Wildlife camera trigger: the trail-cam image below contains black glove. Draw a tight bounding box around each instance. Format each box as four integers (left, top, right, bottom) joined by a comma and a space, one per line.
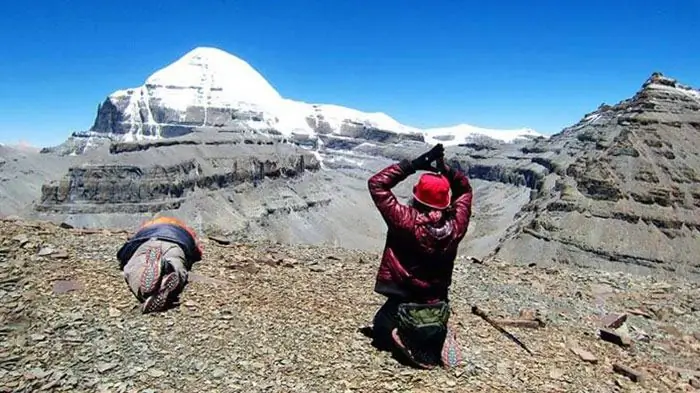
411, 144, 444, 171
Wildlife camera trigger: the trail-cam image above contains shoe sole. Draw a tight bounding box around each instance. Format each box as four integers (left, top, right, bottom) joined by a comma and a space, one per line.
142, 272, 180, 314
139, 246, 163, 296
441, 328, 463, 368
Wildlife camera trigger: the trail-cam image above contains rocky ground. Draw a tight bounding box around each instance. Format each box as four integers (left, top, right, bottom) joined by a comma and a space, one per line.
1, 218, 699, 393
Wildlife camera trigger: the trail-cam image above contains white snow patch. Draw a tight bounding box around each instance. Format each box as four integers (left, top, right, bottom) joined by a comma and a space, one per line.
581, 113, 602, 126
646, 81, 700, 101
304, 104, 421, 135
327, 155, 365, 167
423, 124, 544, 145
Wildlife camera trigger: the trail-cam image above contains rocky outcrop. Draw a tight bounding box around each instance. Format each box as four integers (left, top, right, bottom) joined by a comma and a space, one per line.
35, 133, 321, 216
491, 73, 700, 276
0, 145, 77, 217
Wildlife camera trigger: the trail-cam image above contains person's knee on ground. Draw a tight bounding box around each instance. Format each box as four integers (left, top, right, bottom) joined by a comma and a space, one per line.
372, 299, 401, 350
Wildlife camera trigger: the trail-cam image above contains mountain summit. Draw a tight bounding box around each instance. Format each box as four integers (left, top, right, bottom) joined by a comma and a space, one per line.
143, 47, 283, 107
72, 46, 542, 151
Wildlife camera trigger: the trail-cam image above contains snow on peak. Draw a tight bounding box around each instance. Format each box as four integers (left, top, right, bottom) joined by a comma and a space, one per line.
305, 103, 422, 134
642, 72, 700, 101
112, 46, 282, 111
424, 124, 543, 145
98, 46, 537, 144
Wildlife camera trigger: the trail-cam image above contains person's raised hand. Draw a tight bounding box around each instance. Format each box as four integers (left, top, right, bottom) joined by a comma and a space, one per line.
411, 143, 444, 172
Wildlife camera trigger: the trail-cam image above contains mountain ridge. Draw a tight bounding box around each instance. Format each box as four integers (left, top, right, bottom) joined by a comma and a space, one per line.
59, 46, 543, 155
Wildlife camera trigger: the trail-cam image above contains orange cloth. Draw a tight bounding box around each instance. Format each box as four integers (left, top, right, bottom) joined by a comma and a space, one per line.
139, 216, 203, 255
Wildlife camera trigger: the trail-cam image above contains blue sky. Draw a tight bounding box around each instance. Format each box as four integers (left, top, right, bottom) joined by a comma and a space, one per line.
0, 0, 698, 147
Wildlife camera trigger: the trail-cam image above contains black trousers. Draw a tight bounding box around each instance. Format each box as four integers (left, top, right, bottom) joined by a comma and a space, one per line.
372, 296, 451, 349
372, 297, 402, 350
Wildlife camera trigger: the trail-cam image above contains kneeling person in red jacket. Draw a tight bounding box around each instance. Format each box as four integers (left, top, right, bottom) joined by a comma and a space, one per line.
367, 144, 473, 369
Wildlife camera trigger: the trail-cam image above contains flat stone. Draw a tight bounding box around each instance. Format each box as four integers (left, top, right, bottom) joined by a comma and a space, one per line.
148, 368, 165, 377
52, 280, 83, 295
613, 363, 645, 383
37, 247, 55, 256
208, 236, 231, 245
51, 251, 69, 259
568, 344, 598, 364
599, 328, 632, 347
519, 308, 537, 320
12, 234, 29, 246
493, 318, 545, 329
96, 362, 117, 373
627, 308, 653, 318
30, 334, 46, 341
601, 313, 627, 329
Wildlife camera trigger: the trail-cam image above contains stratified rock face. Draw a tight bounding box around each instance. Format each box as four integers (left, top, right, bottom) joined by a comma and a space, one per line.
492, 73, 700, 276
36, 133, 321, 215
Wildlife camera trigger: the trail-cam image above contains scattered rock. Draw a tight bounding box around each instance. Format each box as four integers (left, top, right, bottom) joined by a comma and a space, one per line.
30, 333, 46, 341
599, 328, 632, 347
309, 266, 326, 273
59, 222, 74, 229
627, 308, 653, 318
601, 313, 627, 329
0, 217, 697, 392
208, 235, 231, 245
188, 273, 227, 286
37, 247, 55, 256
12, 234, 29, 247
211, 368, 226, 379
568, 343, 598, 364
549, 368, 565, 380
51, 251, 69, 259
52, 280, 83, 295
650, 306, 671, 321
493, 318, 545, 329
519, 308, 537, 320
96, 362, 117, 374
690, 377, 700, 389
613, 363, 645, 383
147, 369, 165, 378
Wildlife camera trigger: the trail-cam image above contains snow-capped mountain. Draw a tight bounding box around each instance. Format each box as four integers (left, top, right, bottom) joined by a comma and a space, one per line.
73, 46, 542, 152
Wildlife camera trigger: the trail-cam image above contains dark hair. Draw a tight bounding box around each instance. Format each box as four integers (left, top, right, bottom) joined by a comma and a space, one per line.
409, 197, 430, 212
409, 197, 456, 215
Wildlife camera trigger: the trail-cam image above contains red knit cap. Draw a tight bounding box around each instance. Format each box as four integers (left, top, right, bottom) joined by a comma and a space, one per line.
412, 173, 452, 209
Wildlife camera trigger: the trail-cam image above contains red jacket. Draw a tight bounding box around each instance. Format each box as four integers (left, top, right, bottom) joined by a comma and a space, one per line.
368, 160, 473, 302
